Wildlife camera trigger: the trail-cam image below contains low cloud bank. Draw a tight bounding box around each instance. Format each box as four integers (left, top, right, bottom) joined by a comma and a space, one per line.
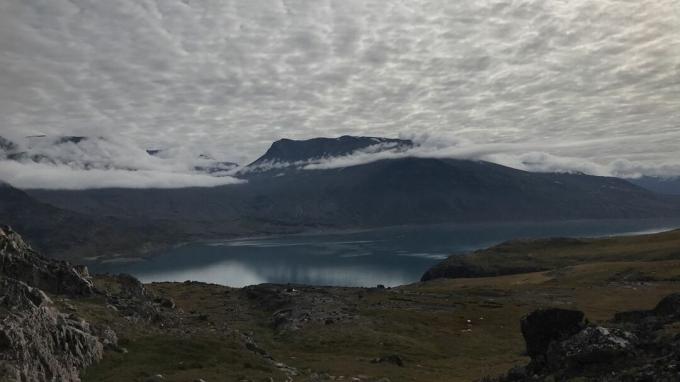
2, 133, 679, 190
0, 135, 242, 189
301, 135, 680, 179
0, 161, 242, 190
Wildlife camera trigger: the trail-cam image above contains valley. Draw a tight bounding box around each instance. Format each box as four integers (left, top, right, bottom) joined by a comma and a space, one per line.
4, 225, 680, 381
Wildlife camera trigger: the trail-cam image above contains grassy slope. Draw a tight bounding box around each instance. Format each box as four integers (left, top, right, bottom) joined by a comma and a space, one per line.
423, 229, 680, 279
79, 229, 680, 382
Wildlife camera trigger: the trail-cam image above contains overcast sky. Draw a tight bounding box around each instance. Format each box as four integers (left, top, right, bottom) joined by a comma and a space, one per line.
1, 0, 679, 187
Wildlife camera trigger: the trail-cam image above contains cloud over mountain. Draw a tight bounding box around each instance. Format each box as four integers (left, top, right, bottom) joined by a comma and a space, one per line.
1, 0, 679, 186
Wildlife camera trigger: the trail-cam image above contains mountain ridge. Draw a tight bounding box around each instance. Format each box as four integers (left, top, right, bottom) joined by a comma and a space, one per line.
247, 135, 413, 168
3, 135, 680, 260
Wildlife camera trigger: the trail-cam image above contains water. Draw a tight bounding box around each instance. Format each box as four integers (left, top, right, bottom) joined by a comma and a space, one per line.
90, 219, 680, 288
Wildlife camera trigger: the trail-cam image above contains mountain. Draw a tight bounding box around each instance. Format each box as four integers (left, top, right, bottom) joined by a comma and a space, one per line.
7, 135, 680, 259
247, 135, 413, 169
27, 157, 680, 227
0, 181, 186, 260
629, 176, 680, 195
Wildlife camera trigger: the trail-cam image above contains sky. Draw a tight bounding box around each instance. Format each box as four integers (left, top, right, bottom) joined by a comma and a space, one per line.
0, 0, 679, 188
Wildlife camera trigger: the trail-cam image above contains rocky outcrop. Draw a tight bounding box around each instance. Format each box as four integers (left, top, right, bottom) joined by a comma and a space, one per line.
520, 308, 586, 358
96, 273, 171, 324
0, 278, 103, 381
243, 284, 357, 331
545, 326, 637, 371
489, 294, 680, 381
0, 226, 93, 296
0, 226, 110, 381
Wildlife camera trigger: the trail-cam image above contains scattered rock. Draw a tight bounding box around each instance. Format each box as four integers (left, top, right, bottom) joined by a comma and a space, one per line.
155, 296, 176, 309
371, 354, 404, 367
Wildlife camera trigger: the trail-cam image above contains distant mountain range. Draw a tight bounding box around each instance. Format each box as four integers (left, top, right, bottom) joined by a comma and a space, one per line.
3, 135, 680, 260
629, 176, 680, 195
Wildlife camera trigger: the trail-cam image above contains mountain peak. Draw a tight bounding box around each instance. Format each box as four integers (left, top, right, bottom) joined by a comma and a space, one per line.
249, 136, 413, 167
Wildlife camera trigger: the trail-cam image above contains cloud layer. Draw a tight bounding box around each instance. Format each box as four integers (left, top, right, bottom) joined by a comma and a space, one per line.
0, 135, 242, 189
1, 0, 679, 185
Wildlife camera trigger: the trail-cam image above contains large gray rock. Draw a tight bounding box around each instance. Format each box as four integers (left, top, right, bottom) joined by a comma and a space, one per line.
0, 226, 110, 381
0, 278, 103, 381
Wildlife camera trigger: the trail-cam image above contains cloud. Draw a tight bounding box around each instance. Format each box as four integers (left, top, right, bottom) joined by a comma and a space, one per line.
301, 134, 680, 178
0, 0, 679, 182
0, 160, 242, 190
0, 135, 243, 189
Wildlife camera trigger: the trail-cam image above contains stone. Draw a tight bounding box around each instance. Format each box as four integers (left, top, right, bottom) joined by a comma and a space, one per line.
546, 326, 637, 369
0, 225, 93, 296
653, 293, 680, 318
0, 227, 110, 382
371, 354, 404, 367
520, 308, 586, 358
0, 278, 104, 382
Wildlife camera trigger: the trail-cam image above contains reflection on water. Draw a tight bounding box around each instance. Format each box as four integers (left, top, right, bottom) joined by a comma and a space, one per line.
90, 218, 680, 288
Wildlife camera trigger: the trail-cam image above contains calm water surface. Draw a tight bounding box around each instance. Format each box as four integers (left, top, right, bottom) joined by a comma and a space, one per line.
90, 219, 680, 288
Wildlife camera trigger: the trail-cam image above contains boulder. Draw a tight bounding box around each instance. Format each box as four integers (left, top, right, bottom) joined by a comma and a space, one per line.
546, 326, 637, 370
371, 354, 404, 367
653, 293, 680, 318
520, 308, 586, 358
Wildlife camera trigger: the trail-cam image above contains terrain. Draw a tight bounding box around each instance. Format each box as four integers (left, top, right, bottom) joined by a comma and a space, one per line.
630, 176, 680, 195
4, 224, 680, 381
6, 135, 678, 261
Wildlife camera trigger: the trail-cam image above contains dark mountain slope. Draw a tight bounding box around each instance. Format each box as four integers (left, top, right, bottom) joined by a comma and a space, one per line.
630, 176, 680, 195
0, 182, 184, 259
27, 158, 680, 229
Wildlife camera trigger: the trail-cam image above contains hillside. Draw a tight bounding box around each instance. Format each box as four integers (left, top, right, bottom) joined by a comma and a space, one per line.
0, 182, 187, 260
5, 226, 680, 381
630, 176, 680, 195
422, 229, 680, 281
28, 157, 680, 226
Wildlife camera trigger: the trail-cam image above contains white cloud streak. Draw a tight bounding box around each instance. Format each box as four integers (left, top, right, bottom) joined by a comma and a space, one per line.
302, 135, 680, 178
0, 160, 242, 190
0, 135, 242, 189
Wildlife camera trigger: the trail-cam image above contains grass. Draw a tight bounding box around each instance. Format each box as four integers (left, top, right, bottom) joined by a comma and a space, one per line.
80, 229, 680, 381
82, 335, 284, 382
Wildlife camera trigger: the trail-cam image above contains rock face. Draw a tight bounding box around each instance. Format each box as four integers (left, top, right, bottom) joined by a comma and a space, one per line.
490, 295, 680, 381
545, 326, 636, 371
0, 226, 93, 296
0, 278, 103, 381
0, 226, 108, 381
